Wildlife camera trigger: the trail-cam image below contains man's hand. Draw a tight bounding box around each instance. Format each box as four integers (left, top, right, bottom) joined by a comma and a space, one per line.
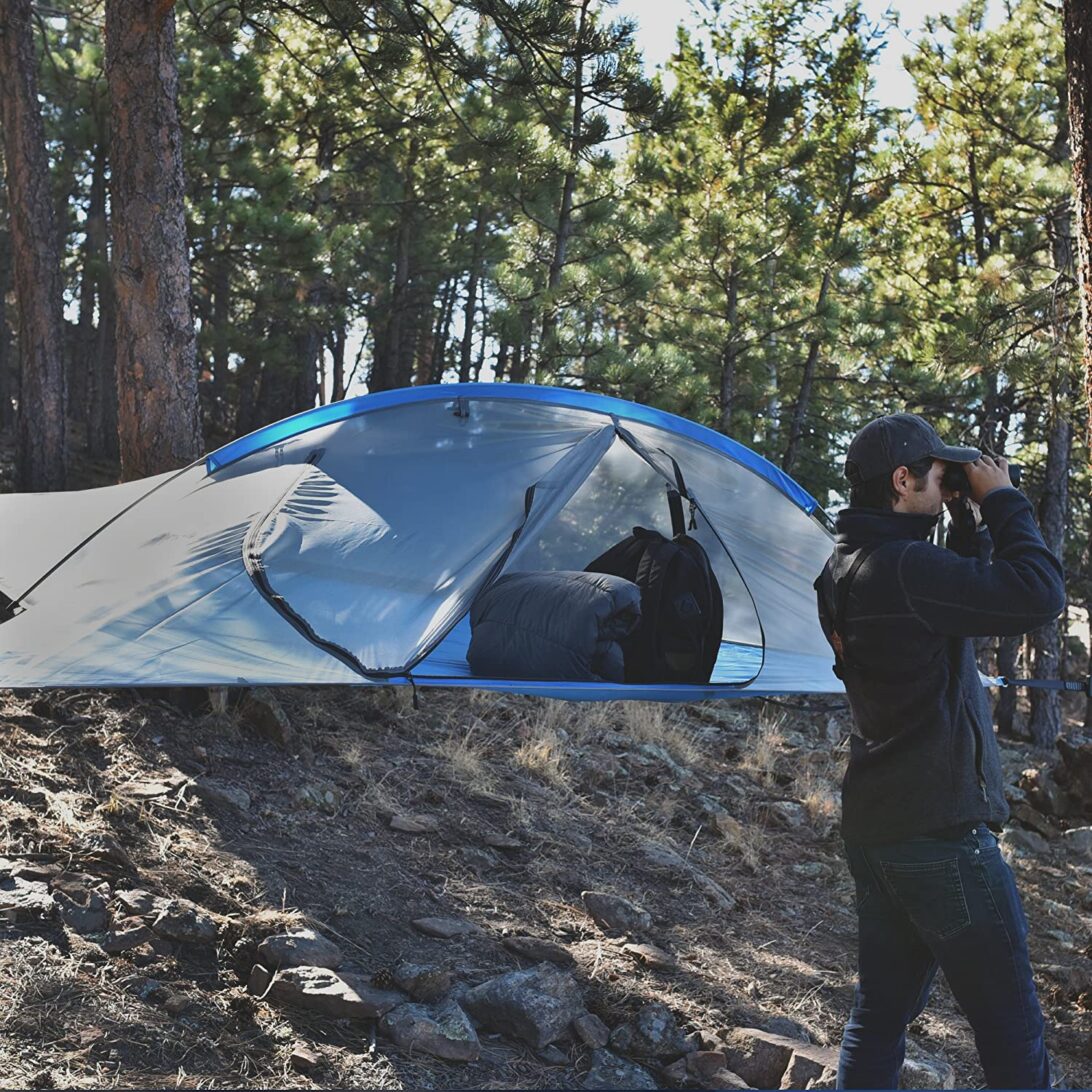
963, 454, 1012, 504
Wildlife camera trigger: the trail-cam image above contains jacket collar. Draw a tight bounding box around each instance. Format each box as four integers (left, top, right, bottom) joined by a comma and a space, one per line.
835, 506, 939, 548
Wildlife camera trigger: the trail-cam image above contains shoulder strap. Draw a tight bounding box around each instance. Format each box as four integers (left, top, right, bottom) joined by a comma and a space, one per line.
815, 542, 881, 675
833, 543, 881, 653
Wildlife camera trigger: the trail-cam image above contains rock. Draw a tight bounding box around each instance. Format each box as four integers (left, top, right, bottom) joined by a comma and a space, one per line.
0, 875, 54, 921
1043, 928, 1075, 949
162, 991, 191, 1016
390, 814, 440, 834
583, 1048, 659, 1090
760, 801, 808, 829
573, 1013, 611, 1049
1000, 827, 1048, 857
257, 929, 343, 970
805, 1067, 838, 1089
503, 935, 576, 967
609, 1002, 688, 1061
710, 810, 746, 841
537, 1044, 568, 1065
115, 888, 158, 917
1020, 766, 1069, 817
898, 1040, 954, 1089
149, 899, 218, 944
581, 891, 652, 936
1056, 734, 1092, 812
638, 841, 737, 911
686, 1050, 746, 1085
719, 1028, 798, 1088
238, 687, 295, 747
264, 966, 405, 1020
412, 916, 482, 939
195, 779, 251, 812
293, 783, 342, 814
1062, 827, 1092, 859
660, 1056, 689, 1085
483, 832, 522, 849
290, 1043, 320, 1073
462, 963, 586, 1050
1009, 802, 1056, 839
381, 999, 481, 1062
781, 1045, 839, 1089
54, 890, 109, 935
101, 918, 153, 954
392, 961, 453, 1002
622, 942, 677, 971
75, 833, 134, 874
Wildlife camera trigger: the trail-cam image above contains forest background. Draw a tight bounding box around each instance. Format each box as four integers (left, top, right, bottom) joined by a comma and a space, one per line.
0, 0, 1090, 746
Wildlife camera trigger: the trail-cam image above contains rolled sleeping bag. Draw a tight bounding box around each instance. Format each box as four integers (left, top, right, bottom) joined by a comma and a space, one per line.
467, 570, 642, 682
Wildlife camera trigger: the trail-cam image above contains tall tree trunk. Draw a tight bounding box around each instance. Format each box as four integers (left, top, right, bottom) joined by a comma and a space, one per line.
540, 0, 589, 365
459, 204, 488, 384
494, 340, 509, 383
1065, 0, 1092, 462
106, 0, 202, 480
430, 273, 458, 384
718, 265, 740, 433
0, 0, 67, 489
329, 325, 346, 402
0, 198, 15, 434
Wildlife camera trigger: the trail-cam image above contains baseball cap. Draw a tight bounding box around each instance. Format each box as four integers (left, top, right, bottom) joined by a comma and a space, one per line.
845, 413, 980, 486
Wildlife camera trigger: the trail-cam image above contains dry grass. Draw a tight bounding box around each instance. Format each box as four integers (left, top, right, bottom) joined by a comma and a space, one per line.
512, 727, 570, 790
431, 720, 498, 793
617, 701, 702, 767
794, 766, 840, 836
739, 706, 786, 787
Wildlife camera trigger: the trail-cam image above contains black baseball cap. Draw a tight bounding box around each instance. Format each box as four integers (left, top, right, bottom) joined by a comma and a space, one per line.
845, 413, 980, 486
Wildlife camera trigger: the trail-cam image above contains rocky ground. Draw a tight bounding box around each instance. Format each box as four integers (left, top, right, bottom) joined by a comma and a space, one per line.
0, 682, 1090, 1090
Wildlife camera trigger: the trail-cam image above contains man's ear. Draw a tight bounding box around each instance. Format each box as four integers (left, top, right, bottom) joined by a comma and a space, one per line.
891, 466, 910, 499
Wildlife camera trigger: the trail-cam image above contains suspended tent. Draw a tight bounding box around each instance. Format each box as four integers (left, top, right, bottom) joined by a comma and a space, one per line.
0, 383, 844, 700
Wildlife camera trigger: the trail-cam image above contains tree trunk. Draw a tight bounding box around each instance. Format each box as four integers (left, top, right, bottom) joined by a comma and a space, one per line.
106, 0, 202, 480
0, 200, 15, 434
1065, 0, 1092, 462
459, 204, 488, 384
430, 274, 458, 384
539, 0, 589, 365
718, 265, 740, 433
0, 0, 68, 489
329, 325, 346, 402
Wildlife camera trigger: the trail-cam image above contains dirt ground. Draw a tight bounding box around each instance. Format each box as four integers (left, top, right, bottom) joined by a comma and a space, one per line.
0, 683, 1089, 1090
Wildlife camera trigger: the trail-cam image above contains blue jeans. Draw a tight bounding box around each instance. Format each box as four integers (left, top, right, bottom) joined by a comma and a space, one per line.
838, 825, 1051, 1089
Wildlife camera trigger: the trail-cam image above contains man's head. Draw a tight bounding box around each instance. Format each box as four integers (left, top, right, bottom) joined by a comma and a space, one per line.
846, 413, 980, 514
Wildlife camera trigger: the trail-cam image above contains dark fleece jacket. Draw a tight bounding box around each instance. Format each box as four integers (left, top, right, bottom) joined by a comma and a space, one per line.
816, 487, 1065, 844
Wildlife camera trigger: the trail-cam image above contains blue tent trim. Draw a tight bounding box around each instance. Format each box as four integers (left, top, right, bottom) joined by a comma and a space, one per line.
206, 382, 822, 515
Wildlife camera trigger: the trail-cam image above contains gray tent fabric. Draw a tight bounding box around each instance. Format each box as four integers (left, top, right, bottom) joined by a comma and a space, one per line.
468, 570, 641, 682
0, 384, 844, 697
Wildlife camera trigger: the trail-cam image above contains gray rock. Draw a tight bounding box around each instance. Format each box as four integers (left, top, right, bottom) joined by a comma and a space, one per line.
289, 1043, 320, 1073
292, 783, 342, 814
1062, 826, 1092, 860
760, 801, 808, 829
115, 888, 158, 917
1000, 827, 1048, 857
149, 899, 218, 944
622, 942, 677, 971
503, 935, 576, 967
719, 1028, 798, 1088
1020, 766, 1068, 817
0, 875, 55, 921
412, 915, 482, 939
257, 929, 343, 970
381, 999, 481, 1062
264, 966, 405, 1020
899, 1040, 954, 1089
685, 1050, 751, 1087
101, 918, 154, 954
536, 1044, 569, 1065
583, 1048, 659, 1090
781, 1045, 839, 1089
195, 779, 251, 812
392, 961, 453, 1002
581, 890, 652, 936
390, 814, 440, 834
238, 687, 295, 747
638, 841, 737, 912
55, 890, 109, 935
462, 963, 586, 1050
609, 1002, 688, 1061
75, 833, 134, 873
573, 1013, 611, 1049
764, 1016, 811, 1043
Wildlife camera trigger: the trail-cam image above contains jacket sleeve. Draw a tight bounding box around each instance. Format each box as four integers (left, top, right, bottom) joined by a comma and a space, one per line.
898, 487, 1065, 638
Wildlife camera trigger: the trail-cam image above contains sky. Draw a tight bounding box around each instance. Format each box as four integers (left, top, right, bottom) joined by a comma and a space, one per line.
612, 0, 969, 111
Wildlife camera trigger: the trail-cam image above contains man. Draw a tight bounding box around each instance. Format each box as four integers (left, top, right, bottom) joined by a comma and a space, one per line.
815, 412, 1066, 1090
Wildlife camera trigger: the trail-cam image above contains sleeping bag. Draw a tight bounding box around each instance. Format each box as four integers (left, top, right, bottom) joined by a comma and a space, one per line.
467, 570, 641, 682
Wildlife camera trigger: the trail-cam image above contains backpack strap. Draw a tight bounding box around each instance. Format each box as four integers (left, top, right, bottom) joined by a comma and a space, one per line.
816, 542, 881, 677
666, 486, 686, 538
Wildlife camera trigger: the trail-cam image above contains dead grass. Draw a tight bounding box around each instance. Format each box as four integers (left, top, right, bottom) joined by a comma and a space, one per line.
431, 720, 499, 793
617, 701, 702, 767
511, 726, 570, 790
739, 706, 785, 787
794, 765, 840, 837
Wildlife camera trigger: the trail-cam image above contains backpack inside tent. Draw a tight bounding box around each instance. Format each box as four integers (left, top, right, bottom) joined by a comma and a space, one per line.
0, 384, 841, 700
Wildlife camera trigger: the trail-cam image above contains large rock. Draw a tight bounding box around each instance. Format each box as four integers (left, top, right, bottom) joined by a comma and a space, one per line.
720, 1028, 836, 1089
238, 687, 295, 747
503, 935, 576, 967
381, 999, 481, 1062
583, 1048, 659, 1090
609, 1003, 688, 1061
685, 1051, 751, 1088
1062, 826, 1092, 860
581, 891, 652, 936
1000, 827, 1048, 857
54, 890, 108, 935
257, 929, 343, 970
639, 841, 736, 911
262, 966, 405, 1020
150, 899, 218, 944
412, 916, 482, 939
462, 963, 586, 1050
391, 961, 453, 1002
0, 875, 54, 921
899, 1040, 955, 1089
1055, 734, 1092, 813
1019, 767, 1068, 817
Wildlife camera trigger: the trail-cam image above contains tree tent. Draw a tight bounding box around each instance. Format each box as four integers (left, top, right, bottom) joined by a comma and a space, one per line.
0, 383, 843, 699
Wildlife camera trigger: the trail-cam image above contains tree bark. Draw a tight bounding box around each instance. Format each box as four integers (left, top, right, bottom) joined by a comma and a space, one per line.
0, 0, 67, 489
0, 195, 15, 434
106, 0, 202, 479
1065, 0, 1092, 460
459, 204, 488, 384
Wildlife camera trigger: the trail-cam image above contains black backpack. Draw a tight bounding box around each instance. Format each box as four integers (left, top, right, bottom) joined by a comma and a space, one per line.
585, 516, 723, 685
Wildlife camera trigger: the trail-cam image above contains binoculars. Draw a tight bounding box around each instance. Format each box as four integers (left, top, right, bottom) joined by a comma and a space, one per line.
941, 459, 1022, 494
